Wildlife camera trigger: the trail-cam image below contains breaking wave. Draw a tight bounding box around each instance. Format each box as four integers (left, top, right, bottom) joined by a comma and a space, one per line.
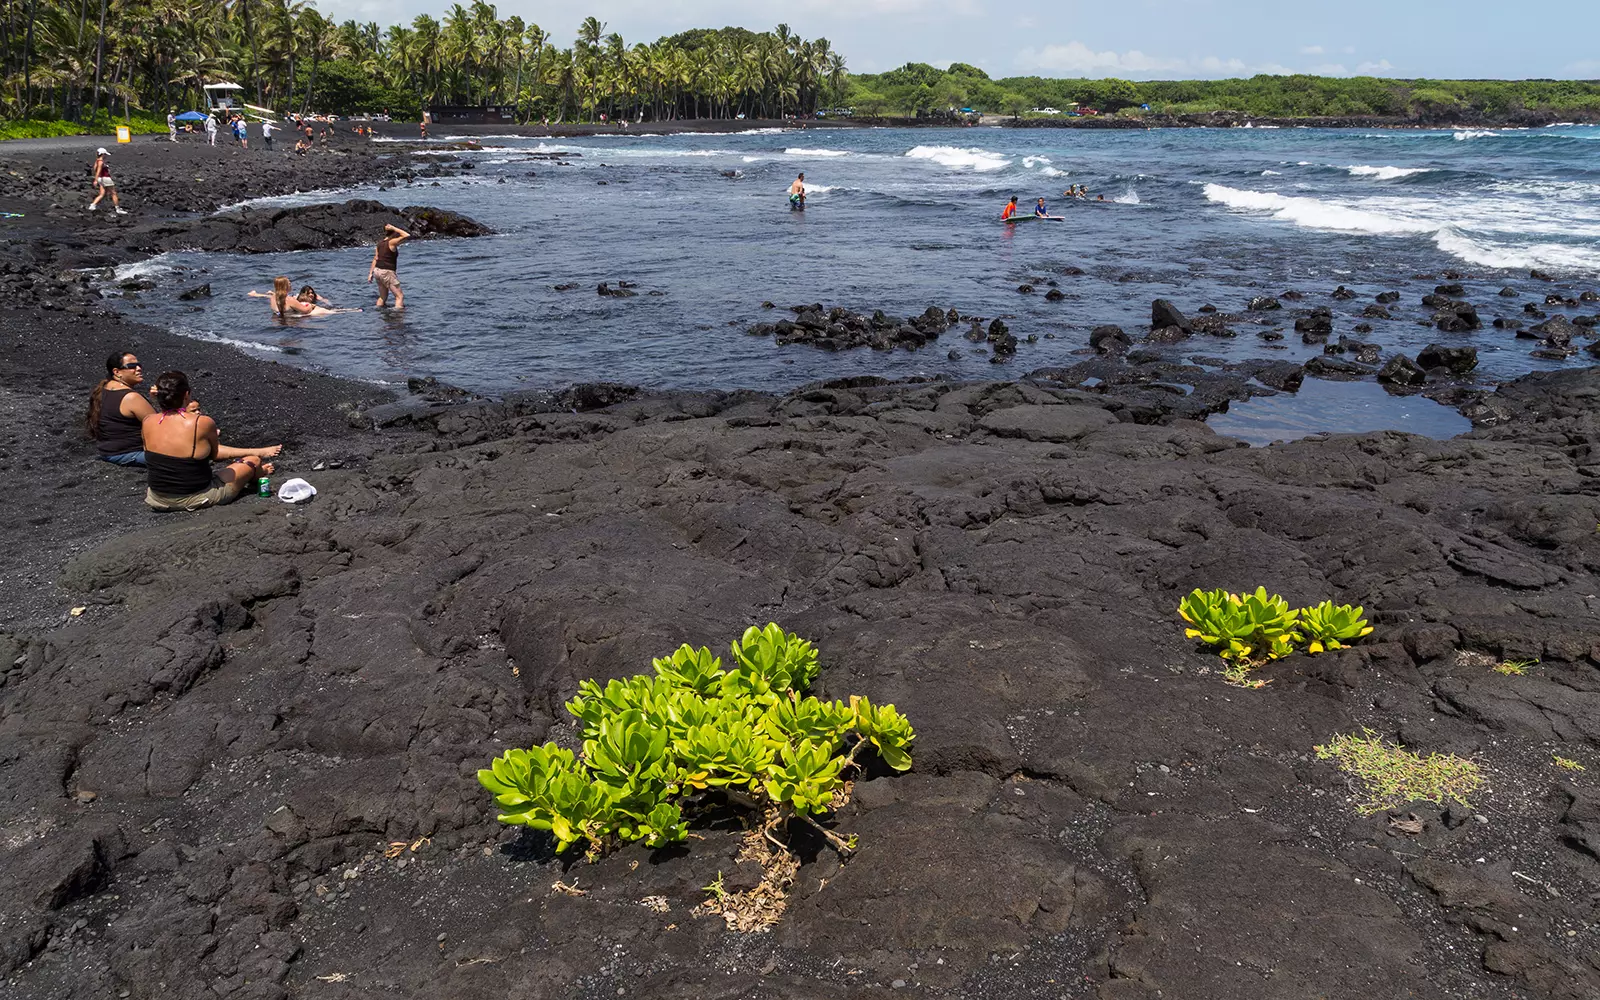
903, 145, 1012, 172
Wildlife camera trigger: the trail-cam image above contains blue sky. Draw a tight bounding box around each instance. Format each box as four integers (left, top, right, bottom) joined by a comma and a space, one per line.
316, 0, 1599, 79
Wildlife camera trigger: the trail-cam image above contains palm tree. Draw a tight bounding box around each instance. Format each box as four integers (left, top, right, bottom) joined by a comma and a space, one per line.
576, 16, 603, 120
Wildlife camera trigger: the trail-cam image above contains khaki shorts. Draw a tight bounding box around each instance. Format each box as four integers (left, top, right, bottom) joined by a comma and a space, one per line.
98, 176, 115, 188
373, 268, 400, 296
145, 476, 247, 512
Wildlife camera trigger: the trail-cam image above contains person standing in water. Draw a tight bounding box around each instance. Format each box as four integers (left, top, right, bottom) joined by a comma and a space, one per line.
88, 148, 126, 214
789, 173, 806, 211
368, 224, 412, 309
1001, 196, 1019, 220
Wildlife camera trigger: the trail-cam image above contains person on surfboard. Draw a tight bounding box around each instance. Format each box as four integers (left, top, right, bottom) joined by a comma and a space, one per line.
1001, 196, 1019, 221
789, 173, 806, 211
1034, 197, 1063, 220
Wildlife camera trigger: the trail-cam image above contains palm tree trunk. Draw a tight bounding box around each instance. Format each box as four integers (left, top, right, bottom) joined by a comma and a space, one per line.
21, 0, 39, 113
90, 0, 108, 119
241, 0, 261, 101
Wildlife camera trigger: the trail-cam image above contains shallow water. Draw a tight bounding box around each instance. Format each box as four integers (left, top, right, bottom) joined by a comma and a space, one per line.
112, 124, 1599, 437
1207, 376, 1474, 446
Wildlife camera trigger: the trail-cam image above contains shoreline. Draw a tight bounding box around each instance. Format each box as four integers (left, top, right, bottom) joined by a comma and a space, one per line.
2, 130, 1599, 1000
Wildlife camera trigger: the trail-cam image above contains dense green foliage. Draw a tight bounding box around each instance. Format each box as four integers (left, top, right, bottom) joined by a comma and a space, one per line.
478, 624, 914, 857
847, 64, 1600, 119
4, 0, 1592, 127
1177, 587, 1372, 667
0, 112, 166, 140
0, 1, 846, 123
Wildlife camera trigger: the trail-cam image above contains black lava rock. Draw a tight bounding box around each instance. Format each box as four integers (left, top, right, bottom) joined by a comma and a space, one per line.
1416, 343, 1478, 374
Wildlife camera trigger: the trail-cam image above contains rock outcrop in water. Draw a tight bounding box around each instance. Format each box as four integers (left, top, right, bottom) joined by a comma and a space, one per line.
746, 303, 956, 351
127, 199, 492, 255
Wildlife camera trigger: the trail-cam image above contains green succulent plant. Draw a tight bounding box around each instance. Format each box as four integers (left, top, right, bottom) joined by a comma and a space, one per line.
1176, 587, 1374, 679
1297, 601, 1373, 654
478, 624, 914, 857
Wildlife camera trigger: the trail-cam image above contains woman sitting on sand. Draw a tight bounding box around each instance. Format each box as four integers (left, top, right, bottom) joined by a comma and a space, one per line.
86, 350, 155, 465
141, 371, 282, 512
248, 277, 360, 318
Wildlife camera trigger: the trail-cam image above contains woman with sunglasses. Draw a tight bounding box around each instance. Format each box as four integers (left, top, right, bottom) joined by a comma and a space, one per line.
86, 351, 155, 465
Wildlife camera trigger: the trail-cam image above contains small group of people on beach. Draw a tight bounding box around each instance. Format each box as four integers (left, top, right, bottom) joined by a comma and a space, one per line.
88, 351, 281, 512
245, 224, 412, 317
85, 222, 417, 513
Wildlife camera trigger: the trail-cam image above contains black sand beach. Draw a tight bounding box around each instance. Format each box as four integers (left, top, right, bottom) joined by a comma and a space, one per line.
1, 134, 1598, 1000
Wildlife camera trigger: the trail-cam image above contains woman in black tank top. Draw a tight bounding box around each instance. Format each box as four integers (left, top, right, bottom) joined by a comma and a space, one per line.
86, 351, 153, 465
141, 371, 284, 513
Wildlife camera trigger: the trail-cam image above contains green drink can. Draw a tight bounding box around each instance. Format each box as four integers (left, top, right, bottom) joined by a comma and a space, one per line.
258, 476, 271, 498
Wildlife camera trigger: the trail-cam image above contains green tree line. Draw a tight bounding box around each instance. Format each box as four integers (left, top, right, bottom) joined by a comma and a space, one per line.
847, 62, 1600, 119
0, 0, 850, 123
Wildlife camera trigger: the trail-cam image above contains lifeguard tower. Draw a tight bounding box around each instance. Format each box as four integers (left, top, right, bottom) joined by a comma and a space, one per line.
202, 82, 276, 122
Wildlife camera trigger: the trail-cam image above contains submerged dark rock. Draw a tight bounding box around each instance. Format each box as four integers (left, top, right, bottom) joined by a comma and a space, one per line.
1377, 354, 1427, 386
1416, 343, 1478, 374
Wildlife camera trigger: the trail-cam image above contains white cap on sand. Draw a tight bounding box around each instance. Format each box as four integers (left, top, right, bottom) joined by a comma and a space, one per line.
277, 478, 317, 504
96, 147, 109, 155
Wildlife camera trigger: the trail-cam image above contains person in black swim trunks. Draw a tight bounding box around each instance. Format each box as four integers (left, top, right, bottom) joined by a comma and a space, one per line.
86, 350, 155, 465
141, 371, 282, 512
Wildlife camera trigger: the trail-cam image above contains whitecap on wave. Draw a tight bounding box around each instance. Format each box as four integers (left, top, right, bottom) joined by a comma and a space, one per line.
785, 147, 850, 157
1454, 130, 1498, 141
1345, 165, 1434, 180
903, 145, 1012, 172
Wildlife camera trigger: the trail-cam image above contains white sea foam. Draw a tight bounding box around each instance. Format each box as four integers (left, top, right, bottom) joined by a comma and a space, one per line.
1039, 166, 1067, 177
1433, 230, 1600, 272
785, 147, 850, 156
1261, 169, 1282, 176
800, 183, 837, 195
741, 156, 765, 163
1022, 155, 1052, 168
1346, 165, 1434, 180
212, 190, 354, 212
732, 127, 794, 135
1113, 188, 1141, 205
173, 327, 286, 353
110, 253, 185, 281
1205, 182, 1600, 273
903, 145, 1012, 172
1202, 184, 1433, 234
1454, 130, 1498, 141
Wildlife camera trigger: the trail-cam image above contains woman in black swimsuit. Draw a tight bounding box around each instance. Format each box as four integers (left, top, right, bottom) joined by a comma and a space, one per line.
141, 371, 282, 512
86, 350, 154, 465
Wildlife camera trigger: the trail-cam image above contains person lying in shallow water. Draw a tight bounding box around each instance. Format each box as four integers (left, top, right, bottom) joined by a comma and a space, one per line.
248, 276, 361, 318
141, 370, 282, 512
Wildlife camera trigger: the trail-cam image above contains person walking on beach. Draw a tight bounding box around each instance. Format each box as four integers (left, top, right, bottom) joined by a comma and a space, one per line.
205, 112, 218, 146
167, 110, 177, 142
261, 119, 275, 150
789, 172, 806, 211
368, 224, 412, 309
88, 148, 126, 214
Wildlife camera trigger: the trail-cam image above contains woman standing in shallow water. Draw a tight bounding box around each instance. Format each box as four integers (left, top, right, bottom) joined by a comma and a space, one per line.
141, 371, 282, 512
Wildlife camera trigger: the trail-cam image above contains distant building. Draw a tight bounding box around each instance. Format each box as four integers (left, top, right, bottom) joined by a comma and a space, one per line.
426, 105, 516, 124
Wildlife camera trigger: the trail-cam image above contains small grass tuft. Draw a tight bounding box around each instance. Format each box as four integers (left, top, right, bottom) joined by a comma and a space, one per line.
1554, 755, 1585, 773
1314, 729, 1484, 815
1493, 659, 1537, 676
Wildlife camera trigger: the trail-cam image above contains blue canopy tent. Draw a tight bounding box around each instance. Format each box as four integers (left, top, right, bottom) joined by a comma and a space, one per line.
174, 111, 208, 122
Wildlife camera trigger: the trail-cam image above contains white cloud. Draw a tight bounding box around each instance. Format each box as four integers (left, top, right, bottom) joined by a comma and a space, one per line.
1300, 45, 1324, 55
1015, 42, 1188, 75
1355, 59, 1395, 74
1309, 62, 1350, 75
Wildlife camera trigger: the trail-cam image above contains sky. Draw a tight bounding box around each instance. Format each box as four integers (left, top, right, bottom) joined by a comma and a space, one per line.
313, 0, 1600, 80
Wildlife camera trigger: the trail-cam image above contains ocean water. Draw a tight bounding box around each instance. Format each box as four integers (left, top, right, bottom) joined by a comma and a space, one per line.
112, 124, 1600, 438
